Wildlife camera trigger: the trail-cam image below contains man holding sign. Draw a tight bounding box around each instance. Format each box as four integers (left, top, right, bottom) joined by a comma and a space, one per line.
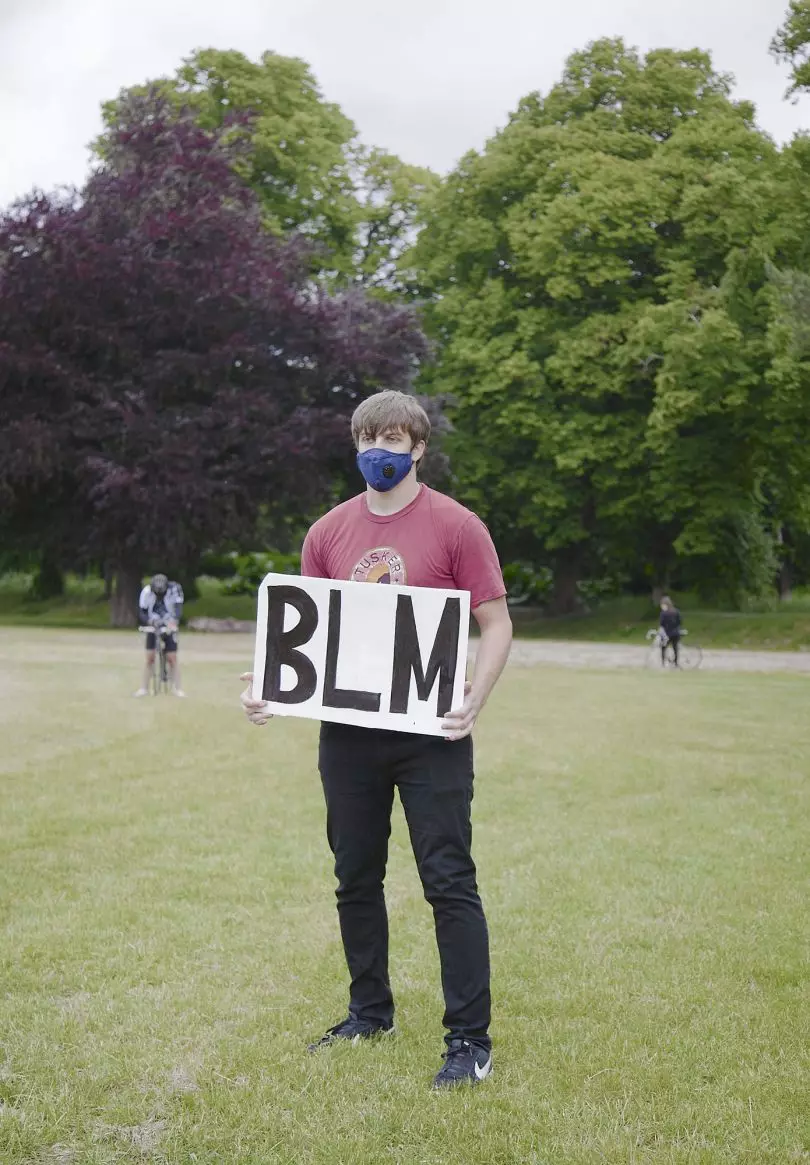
240, 391, 512, 1089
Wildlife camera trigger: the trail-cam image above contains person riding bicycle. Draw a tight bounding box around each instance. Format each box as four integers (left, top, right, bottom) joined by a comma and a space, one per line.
134, 573, 186, 697
659, 595, 682, 667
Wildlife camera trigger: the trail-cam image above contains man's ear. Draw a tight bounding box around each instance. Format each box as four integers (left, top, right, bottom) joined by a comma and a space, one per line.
411, 440, 426, 465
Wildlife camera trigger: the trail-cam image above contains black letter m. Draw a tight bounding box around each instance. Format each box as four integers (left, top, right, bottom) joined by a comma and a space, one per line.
389, 595, 461, 718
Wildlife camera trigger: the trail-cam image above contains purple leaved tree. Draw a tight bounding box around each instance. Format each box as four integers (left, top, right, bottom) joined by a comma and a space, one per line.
0, 91, 429, 624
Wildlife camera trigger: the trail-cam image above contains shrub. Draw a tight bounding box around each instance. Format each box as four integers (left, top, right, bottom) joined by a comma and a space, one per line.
221, 551, 302, 595
502, 562, 553, 606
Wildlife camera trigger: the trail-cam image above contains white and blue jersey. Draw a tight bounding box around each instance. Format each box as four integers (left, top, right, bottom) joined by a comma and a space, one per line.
138, 581, 184, 628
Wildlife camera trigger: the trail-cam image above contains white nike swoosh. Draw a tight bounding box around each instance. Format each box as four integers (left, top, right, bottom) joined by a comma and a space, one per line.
474, 1056, 493, 1080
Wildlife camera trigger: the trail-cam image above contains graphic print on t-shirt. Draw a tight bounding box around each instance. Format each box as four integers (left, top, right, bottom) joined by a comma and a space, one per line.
350, 546, 407, 585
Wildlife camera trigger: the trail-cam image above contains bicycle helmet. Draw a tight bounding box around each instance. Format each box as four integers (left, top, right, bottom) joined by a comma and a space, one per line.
151, 573, 169, 597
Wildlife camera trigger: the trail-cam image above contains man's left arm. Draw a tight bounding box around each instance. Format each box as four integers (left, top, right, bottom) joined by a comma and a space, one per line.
442, 597, 512, 742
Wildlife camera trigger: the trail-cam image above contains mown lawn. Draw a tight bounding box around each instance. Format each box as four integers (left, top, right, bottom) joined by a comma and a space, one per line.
1, 628, 808, 1164
3, 575, 810, 651
510, 593, 810, 652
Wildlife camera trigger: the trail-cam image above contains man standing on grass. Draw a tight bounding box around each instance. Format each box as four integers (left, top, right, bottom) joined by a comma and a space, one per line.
240, 391, 512, 1089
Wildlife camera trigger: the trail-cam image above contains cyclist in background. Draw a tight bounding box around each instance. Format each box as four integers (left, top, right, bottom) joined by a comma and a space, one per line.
659, 595, 682, 667
134, 573, 186, 697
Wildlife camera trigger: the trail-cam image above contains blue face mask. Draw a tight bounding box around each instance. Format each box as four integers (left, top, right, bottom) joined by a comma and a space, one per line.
356, 447, 414, 492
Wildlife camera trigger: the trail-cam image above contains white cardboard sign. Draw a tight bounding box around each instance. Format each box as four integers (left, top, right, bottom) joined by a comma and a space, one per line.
251, 573, 470, 736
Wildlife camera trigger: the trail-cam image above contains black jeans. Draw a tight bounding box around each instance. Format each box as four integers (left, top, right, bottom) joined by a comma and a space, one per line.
662, 634, 680, 666
318, 722, 491, 1050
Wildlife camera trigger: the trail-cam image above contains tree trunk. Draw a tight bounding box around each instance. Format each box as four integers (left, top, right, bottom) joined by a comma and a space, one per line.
647, 521, 677, 606
549, 548, 582, 616
110, 565, 141, 628
778, 561, 792, 603
777, 527, 792, 602
651, 581, 671, 605
31, 551, 65, 600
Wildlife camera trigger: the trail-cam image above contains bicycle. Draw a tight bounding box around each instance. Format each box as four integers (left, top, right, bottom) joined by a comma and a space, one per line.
645, 627, 703, 670
138, 623, 176, 694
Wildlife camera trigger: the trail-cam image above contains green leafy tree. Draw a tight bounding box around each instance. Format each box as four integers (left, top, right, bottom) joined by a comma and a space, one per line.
771, 0, 810, 98
97, 49, 438, 289
0, 94, 429, 626
759, 130, 810, 597
413, 39, 787, 609
98, 50, 356, 261
763, 261, 810, 596
352, 148, 439, 293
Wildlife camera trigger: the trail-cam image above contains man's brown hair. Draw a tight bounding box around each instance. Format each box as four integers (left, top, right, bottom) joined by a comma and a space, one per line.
351, 390, 431, 449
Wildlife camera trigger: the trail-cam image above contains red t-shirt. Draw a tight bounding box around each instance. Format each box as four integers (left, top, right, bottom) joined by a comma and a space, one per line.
301, 485, 505, 610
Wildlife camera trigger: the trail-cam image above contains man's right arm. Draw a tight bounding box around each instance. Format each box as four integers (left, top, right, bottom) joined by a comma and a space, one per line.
301, 526, 329, 578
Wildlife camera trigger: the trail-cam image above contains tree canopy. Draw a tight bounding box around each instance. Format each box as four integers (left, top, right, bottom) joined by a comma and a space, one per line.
97, 49, 439, 291
0, 93, 428, 623
5, 23, 810, 616
771, 0, 810, 99
411, 38, 810, 609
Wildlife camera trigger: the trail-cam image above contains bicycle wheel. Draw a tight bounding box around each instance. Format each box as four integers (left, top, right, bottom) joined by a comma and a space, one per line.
678, 643, 703, 670
160, 644, 169, 693
148, 650, 160, 695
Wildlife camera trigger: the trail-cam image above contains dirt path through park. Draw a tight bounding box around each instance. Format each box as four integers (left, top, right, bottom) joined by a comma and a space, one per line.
498, 638, 810, 673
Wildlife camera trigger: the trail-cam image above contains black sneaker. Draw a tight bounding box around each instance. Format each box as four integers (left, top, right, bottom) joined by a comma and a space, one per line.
306, 1016, 394, 1053
432, 1038, 493, 1089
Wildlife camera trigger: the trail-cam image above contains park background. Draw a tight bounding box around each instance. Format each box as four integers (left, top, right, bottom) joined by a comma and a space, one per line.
4, 0, 810, 637
2, 2, 809, 1162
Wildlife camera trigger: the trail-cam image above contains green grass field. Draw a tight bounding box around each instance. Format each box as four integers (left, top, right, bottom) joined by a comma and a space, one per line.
4, 575, 810, 651
510, 594, 810, 652
1, 629, 808, 1164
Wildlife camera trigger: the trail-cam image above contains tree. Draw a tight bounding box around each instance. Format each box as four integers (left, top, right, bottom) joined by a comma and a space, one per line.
753, 127, 810, 598
351, 148, 440, 295
412, 39, 789, 609
0, 92, 429, 625
97, 49, 439, 291
97, 50, 357, 264
771, 0, 810, 99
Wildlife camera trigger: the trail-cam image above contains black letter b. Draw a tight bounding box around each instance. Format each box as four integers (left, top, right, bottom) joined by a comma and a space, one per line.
262, 585, 318, 704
